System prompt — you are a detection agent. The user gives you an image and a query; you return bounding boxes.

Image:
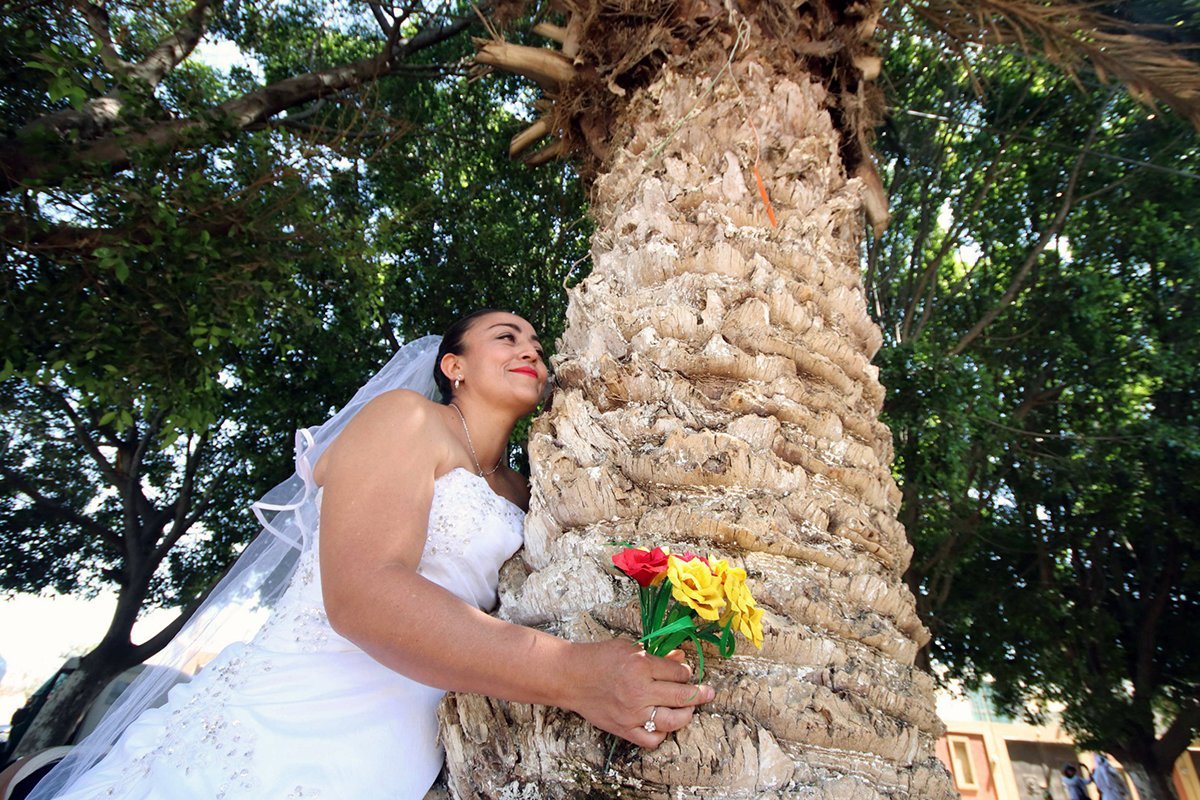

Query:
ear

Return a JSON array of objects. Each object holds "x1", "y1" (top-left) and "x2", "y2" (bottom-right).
[{"x1": 439, "y1": 352, "x2": 462, "y2": 383}]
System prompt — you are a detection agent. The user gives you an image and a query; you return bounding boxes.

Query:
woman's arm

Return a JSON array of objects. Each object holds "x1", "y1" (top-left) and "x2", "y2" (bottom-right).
[{"x1": 315, "y1": 391, "x2": 711, "y2": 747}]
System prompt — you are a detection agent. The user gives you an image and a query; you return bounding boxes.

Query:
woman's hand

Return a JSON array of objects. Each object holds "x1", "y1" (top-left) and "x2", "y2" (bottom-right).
[
  {"x1": 562, "y1": 639, "x2": 714, "y2": 748},
  {"x1": 316, "y1": 394, "x2": 711, "y2": 748}
]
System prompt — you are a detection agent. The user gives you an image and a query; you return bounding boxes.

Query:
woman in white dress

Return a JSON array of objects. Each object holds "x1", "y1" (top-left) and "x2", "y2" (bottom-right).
[{"x1": 32, "y1": 310, "x2": 711, "y2": 799}]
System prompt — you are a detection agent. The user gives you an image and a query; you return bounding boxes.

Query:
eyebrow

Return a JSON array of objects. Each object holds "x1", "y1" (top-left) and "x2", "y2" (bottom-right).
[{"x1": 487, "y1": 322, "x2": 541, "y2": 343}]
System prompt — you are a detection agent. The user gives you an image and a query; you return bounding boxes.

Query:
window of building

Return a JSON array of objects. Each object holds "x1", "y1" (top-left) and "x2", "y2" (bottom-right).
[{"x1": 948, "y1": 735, "x2": 980, "y2": 790}]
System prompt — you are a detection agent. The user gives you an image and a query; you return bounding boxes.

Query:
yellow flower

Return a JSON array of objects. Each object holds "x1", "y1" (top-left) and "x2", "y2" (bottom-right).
[
  {"x1": 731, "y1": 599, "x2": 764, "y2": 649},
  {"x1": 713, "y1": 559, "x2": 764, "y2": 649},
  {"x1": 666, "y1": 555, "x2": 725, "y2": 621}
]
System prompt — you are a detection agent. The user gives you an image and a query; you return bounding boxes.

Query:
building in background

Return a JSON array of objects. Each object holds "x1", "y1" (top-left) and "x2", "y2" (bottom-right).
[{"x1": 936, "y1": 686, "x2": 1200, "y2": 800}]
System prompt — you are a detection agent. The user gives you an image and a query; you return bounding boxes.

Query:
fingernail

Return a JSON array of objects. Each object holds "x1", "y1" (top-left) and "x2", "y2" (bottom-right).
[{"x1": 702, "y1": 685, "x2": 715, "y2": 702}]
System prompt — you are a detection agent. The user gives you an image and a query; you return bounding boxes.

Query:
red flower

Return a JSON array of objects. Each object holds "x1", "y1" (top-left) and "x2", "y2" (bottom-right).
[
  {"x1": 611, "y1": 547, "x2": 669, "y2": 587},
  {"x1": 675, "y1": 551, "x2": 709, "y2": 566}
]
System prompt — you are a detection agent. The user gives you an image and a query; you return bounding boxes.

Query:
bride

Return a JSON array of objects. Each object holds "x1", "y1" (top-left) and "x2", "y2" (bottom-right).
[{"x1": 31, "y1": 310, "x2": 711, "y2": 799}]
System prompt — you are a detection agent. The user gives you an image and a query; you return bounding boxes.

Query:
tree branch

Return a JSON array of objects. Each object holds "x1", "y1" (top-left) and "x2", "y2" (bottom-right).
[
  {"x1": 367, "y1": 1, "x2": 394, "y2": 33},
  {"x1": 949, "y1": 109, "x2": 1102, "y2": 356},
  {"x1": 1, "y1": 211, "x2": 244, "y2": 255},
  {"x1": 166, "y1": 432, "x2": 203, "y2": 543},
  {"x1": 37, "y1": 385, "x2": 125, "y2": 489},
  {"x1": 0, "y1": 462, "x2": 123, "y2": 552},
  {"x1": 75, "y1": 0, "x2": 211, "y2": 87},
  {"x1": 179, "y1": 457, "x2": 230, "y2": 531},
  {"x1": 153, "y1": 434, "x2": 219, "y2": 562},
  {"x1": 908, "y1": 127, "x2": 1029, "y2": 343},
  {"x1": 20, "y1": 0, "x2": 212, "y2": 145},
  {"x1": 1134, "y1": 541, "x2": 1180, "y2": 699},
  {"x1": 1155, "y1": 699, "x2": 1200, "y2": 767},
  {"x1": 75, "y1": 1, "x2": 133, "y2": 76},
  {"x1": 128, "y1": 0, "x2": 213, "y2": 88},
  {"x1": 129, "y1": 408, "x2": 165, "y2": 482},
  {"x1": 0, "y1": 16, "x2": 475, "y2": 193},
  {"x1": 128, "y1": 557, "x2": 231, "y2": 662},
  {"x1": 1012, "y1": 380, "x2": 1068, "y2": 423}
]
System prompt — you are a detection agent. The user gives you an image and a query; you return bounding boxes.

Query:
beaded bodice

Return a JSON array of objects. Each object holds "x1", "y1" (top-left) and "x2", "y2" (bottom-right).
[
  {"x1": 57, "y1": 469, "x2": 526, "y2": 800},
  {"x1": 256, "y1": 468, "x2": 525, "y2": 652}
]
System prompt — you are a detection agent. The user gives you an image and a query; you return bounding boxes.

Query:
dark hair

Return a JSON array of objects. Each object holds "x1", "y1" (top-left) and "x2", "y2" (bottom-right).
[{"x1": 433, "y1": 308, "x2": 506, "y2": 404}]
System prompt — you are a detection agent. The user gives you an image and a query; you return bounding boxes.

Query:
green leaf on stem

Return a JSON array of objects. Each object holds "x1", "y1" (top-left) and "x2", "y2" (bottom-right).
[
  {"x1": 651, "y1": 578, "x2": 674, "y2": 629},
  {"x1": 690, "y1": 633, "x2": 706, "y2": 683},
  {"x1": 720, "y1": 623, "x2": 736, "y2": 657},
  {"x1": 638, "y1": 614, "x2": 695, "y2": 647}
]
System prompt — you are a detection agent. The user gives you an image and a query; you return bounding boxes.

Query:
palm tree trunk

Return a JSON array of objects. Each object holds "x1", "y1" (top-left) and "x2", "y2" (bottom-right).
[{"x1": 440, "y1": 46, "x2": 956, "y2": 800}]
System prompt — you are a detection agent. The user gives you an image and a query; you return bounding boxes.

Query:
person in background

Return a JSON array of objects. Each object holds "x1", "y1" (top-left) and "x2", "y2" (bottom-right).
[
  {"x1": 1092, "y1": 754, "x2": 1129, "y2": 800},
  {"x1": 1062, "y1": 763, "x2": 1094, "y2": 800}
]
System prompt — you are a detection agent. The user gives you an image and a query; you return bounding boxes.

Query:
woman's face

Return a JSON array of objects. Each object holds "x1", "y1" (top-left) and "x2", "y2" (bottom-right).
[{"x1": 444, "y1": 312, "x2": 548, "y2": 412}]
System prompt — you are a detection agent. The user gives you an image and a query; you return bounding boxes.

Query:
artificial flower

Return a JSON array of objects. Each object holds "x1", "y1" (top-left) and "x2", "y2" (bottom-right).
[
  {"x1": 713, "y1": 559, "x2": 764, "y2": 649},
  {"x1": 666, "y1": 555, "x2": 725, "y2": 621},
  {"x1": 611, "y1": 546, "x2": 669, "y2": 587},
  {"x1": 610, "y1": 544, "x2": 764, "y2": 682}
]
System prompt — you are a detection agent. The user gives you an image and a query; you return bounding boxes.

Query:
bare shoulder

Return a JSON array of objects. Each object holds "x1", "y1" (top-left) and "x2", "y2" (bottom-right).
[
  {"x1": 341, "y1": 389, "x2": 450, "y2": 444},
  {"x1": 360, "y1": 388, "x2": 440, "y2": 419},
  {"x1": 315, "y1": 390, "x2": 453, "y2": 484}
]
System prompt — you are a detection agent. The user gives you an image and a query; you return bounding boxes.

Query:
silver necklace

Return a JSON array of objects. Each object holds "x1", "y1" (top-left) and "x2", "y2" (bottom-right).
[{"x1": 449, "y1": 402, "x2": 502, "y2": 477}]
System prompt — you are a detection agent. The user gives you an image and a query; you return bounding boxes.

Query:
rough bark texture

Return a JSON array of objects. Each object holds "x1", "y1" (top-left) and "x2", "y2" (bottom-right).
[
  {"x1": 1122, "y1": 757, "x2": 1181, "y2": 800},
  {"x1": 439, "y1": 43, "x2": 956, "y2": 799},
  {"x1": 12, "y1": 646, "x2": 134, "y2": 758}
]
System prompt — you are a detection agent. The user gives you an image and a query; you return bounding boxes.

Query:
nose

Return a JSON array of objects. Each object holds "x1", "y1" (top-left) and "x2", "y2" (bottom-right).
[{"x1": 519, "y1": 340, "x2": 542, "y2": 363}]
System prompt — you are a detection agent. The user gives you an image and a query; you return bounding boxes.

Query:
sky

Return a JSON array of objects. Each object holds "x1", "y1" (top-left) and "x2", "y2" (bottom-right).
[
  {"x1": 193, "y1": 36, "x2": 264, "y2": 81},
  {"x1": 0, "y1": 593, "x2": 178, "y2": 725}
]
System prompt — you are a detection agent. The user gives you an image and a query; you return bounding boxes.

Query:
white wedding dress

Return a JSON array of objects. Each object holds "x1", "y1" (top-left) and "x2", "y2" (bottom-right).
[{"x1": 53, "y1": 468, "x2": 524, "y2": 800}]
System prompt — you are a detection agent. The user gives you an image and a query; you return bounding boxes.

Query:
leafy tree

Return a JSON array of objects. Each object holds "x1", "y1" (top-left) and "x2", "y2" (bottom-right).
[
  {"x1": 0, "y1": 1, "x2": 589, "y2": 756},
  {"x1": 1, "y1": 163, "x2": 386, "y2": 754},
  {"x1": 873, "y1": 33, "x2": 1200, "y2": 799},
  {"x1": 1, "y1": 0, "x2": 482, "y2": 410},
  {"x1": 0, "y1": 0, "x2": 474, "y2": 195}
]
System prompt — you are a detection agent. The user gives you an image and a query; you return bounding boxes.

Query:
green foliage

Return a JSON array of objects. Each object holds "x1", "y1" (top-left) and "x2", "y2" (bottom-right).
[
  {"x1": 1, "y1": 1, "x2": 585, "y2": 623},
  {"x1": 373, "y1": 69, "x2": 591, "y2": 348},
  {"x1": 875, "y1": 30, "x2": 1200, "y2": 764}
]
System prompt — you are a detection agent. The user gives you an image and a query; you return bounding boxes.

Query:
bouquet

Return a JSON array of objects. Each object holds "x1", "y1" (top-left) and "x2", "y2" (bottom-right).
[{"x1": 611, "y1": 545, "x2": 763, "y2": 681}]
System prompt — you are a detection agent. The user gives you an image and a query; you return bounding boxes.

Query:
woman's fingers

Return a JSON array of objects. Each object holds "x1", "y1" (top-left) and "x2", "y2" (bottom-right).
[
  {"x1": 664, "y1": 649, "x2": 688, "y2": 664},
  {"x1": 624, "y1": 727, "x2": 667, "y2": 749},
  {"x1": 617, "y1": 705, "x2": 697, "y2": 748},
  {"x1": 640, "y1": 650, "x2": 711, "y2": 707},
  {"x1": 571, "y1": 639, "x2": 715, "y2": 748},
  {"x1": 656, "y1": 679, "x2": 714, "y2": 708},
  {"x1": 619, "y1": 710, "x2": 696, "y2": 748},
  {"x1": 645, "y1": 650, "x2": 693, "y2": 683},
  {"x1": 644, "y1": 704, "x2": 695, "y2": 734}
]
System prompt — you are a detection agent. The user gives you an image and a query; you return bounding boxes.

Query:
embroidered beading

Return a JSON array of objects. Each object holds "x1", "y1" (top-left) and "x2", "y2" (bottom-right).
[{"x1": 73, "y1": 467, "x2": 523, "y2": 799}]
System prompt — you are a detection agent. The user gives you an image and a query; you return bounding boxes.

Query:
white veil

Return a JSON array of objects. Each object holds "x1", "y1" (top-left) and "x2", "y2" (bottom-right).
[{"x1": 29, "y1": 335, "x2": 444, "y2": 799}]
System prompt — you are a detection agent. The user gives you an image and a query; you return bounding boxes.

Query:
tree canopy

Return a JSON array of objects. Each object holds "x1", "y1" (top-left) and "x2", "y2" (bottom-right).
[
  {"x1": 873, "y1": 29, "x2": 1200, "y2": 787},
  {"x1": 0, "y1": 0, "x2": 588, "y2": 753}
]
